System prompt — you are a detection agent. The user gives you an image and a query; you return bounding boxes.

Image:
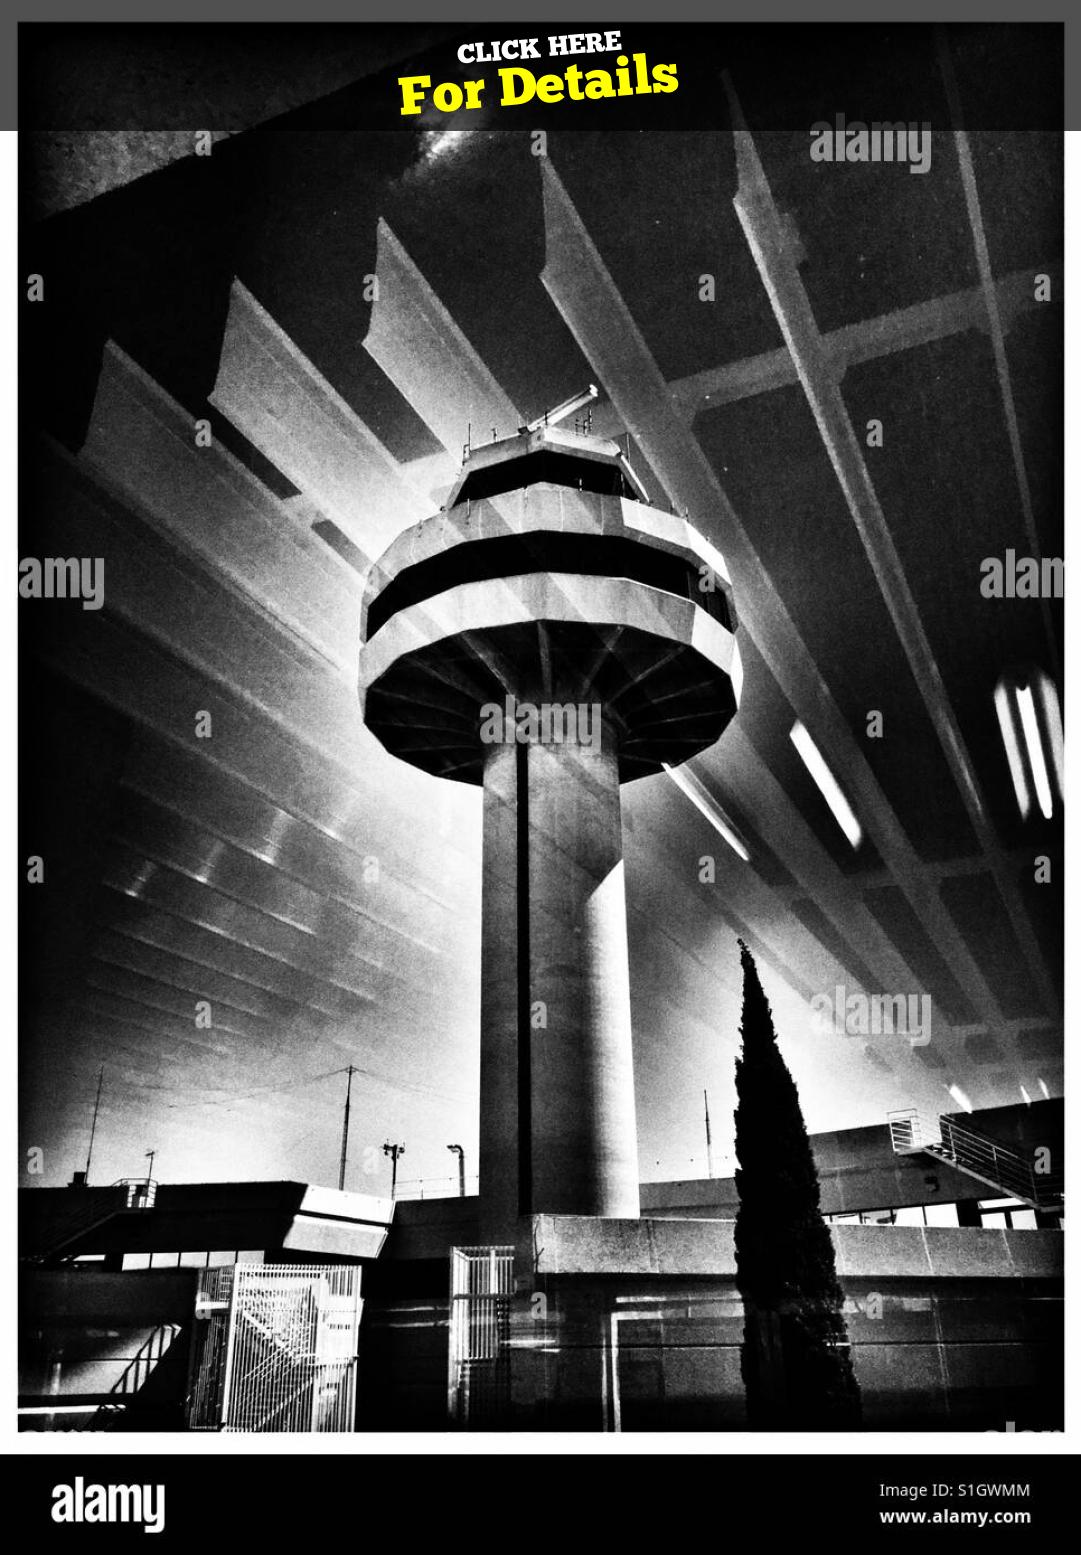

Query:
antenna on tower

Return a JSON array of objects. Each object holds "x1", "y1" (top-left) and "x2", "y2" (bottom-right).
[
  {"x1": 84, "y1": 1065, "x2": 105, "y2": 1184},
  {"x1": 520, "y1": 383, "x2": 599, "y2": 435},
  {"x1": 704, "y1": 1088, "x2": 715, "y2": 1179},
  {"x1": 338, "y1": 1065, "x2": 358, "y2": 1192}
]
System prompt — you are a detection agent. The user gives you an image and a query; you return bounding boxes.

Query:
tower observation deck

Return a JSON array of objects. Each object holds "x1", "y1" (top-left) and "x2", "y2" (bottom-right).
[{"x1": 359, "y1": 415, "x2": 741, "y2": 1233}]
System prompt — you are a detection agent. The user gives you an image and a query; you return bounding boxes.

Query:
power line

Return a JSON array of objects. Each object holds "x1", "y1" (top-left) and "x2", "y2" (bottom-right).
[
  {"x1": 159, "y1": 1059, "x2": 468, "y2": 1111},
  {"x1": 80, "y1": 1052, "x2": 472, "y2": 1126},
  {"x1": 162, "y1": 1065, "x2": 350, "y2": 1111}
]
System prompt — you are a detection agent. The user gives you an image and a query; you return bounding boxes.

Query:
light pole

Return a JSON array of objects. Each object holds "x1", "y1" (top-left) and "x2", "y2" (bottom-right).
[
  {"x1": 447, "y1": 1143, "x2": 466, "y2": 1197},
  {"x1": 383, "y1": 1140, "x2": 405, "y2": 1198}
]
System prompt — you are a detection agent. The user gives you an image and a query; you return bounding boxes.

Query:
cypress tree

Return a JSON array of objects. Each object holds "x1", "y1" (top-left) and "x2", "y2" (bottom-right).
[{"x1": 733, "y1": 939, "x2": 862, "y2": 1429}]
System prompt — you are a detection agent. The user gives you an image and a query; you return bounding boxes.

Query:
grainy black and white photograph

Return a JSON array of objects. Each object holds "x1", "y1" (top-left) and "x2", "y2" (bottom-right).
[{"x1": 16, "y1": 15, "x2": 1065, "y2": 1458}]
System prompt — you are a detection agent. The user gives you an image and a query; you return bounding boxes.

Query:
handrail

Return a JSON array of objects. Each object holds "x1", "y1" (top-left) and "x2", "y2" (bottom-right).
[
  {"x1": 29, "y1": 1186, "x2": 132, "y2": 1262},
  {"x1": 888, "y1": 1108, "x2": 1063, "y2": 1206},
  {"x1": 111, "y1": 1179, "x2": 159, "y2": 1208},
  {"x1": 939, "y1": 1117, "x2": 1057, "y2": 1195},
  {"x1": 392, "y1": 1174, "x2": 480, "y2": 1201},
  {"x1": 28, "y1": 1180, "x2": 160, "y2": 1264},
  {"x1": 87, "y1": 1323, "x2": 181, "y2": 1430}
]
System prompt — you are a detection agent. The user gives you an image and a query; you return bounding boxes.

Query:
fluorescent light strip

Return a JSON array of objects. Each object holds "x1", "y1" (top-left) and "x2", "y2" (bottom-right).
[
  {"x1": 947, "y1": 1083, "x2": 973, "y2": 1113},
  {"x1": 789, "y1": 721, "x2": 862, "y2": 848},
  {"x1": 993, "y1": 681, "x2": 1031, "y2": 819},
  {"x1": 1017, "y1": 683, "x2": 1053, "y2": 819},
  {"x1": 663, "y1": 762, "x2": 750, "y2": 862},
  {"x1": 1035, "y1": 671, "x2": 1064, "y2": 802}
]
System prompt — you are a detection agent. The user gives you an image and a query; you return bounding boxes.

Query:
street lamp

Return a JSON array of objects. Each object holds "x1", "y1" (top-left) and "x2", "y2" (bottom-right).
[{"x1": 447, "y1": 1144, "x2": 466, "y2": 1197}]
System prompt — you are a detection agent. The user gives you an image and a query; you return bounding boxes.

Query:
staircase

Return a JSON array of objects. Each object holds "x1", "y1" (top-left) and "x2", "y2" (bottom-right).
[
  {"x1": 86, "y1": 1323, "x2": 182, "y2": 1431},
  {"x1": 26, "y1": 1179, "x2": 158, "y2": 1265},
  {"x1": 888, "y1": 1110, "x2": 1063, "y2": 1209}
]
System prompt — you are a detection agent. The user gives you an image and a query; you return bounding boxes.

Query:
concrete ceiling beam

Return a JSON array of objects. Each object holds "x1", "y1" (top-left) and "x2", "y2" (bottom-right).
[
  {"x1": 537, "y1": 154, "x2": 1009, "y2": 1035},
  {"x1": 727, "y1": 93, "x2": 1059, "y2": 1020},
  {"x1": 80, "y1": 342, "x2": 362, "y2": 681},
  {"x1": 209, "y1": 279, "x2": 428, "y2": 557},
  {"x1": 364, "y1": 217, "x2": 521, "y2": 464}
]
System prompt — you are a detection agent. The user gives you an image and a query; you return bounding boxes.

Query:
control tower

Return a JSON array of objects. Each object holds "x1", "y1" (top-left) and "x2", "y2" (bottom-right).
[{"x1": 359, "y1": 390, "x2": 741, "y2": 1234}]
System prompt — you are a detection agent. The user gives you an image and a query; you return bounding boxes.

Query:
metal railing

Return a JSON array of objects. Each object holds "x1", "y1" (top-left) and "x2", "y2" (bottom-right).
[
  {"x1": 87, "y1": 1323, "x2": 182, "y2": 1430},
  {"x1": 114, "y1": 1177, "x2": 158, "y2": 1209},
  {"x1": 393, "y1": 1174, "x2": 479, "y2": 1202},
  {"x1": 448, "y1": 1246, "x2": 514, "y2": 1427},
  {"x1": 937, "y1": 1116, "x2": 1062, "y2": 1205},
  {"x1": 27, "y1": 1180, "x2": 158, "y2": 1264},
  {"x1": 187, "y1": 1263, "x2": 361, "y2": 1433},
  {"x1": 888, "y1": 1109, "x2": 1063, "y2": 1207},
  {"x1": 887, "y1": 1108, "x2": 941, "y2": 1154}
]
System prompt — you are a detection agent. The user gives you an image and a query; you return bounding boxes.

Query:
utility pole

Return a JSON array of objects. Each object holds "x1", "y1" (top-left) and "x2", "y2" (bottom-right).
[
  {"x1": 84, "y1": 1065, "x2": 105, "y2": 1183},
  {"x1": 447, "y1": 1143, "x2": 466, "y2": 1197},
  {"x1": 338, "y1": 1065, "x2": 358, "y2": 1191},
  {"x1": 383, "y1": 1140, "x2": 405, "y2": 1197},
  {"x1": 704, "y1": 1089, "x2": 715, "y2": 1179}
]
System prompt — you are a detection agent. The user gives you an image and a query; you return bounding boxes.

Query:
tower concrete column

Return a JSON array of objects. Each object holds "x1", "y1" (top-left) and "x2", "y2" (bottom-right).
[
  {"x1": 479, "y1": 713, "x2": 640, "y2": 1234},
  {"x1": 478, "y1": 739, "x2": 523, "y2": 1236}
]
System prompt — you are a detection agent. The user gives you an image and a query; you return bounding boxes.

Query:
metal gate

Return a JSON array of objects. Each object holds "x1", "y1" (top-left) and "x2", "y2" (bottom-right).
[
  {"x1": 187, "y1": 1263, "x2": 362, "y2": 1432},
  {"x1": 448, "y1": 1246, "x2": 513, "y2": 1427}
]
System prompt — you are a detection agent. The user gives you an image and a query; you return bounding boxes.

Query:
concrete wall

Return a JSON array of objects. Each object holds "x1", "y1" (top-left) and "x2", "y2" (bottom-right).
[
  {"x1": 359, "y1": 1214, "x2": 1063, "y2": 1432},
  {"x1": 357, "y1": 1259, "x2": 453, "y2": 1431},
  {"x1": 511, "y1": 1216, "x2": 1062, "y2": 1431},
  {"x1": 508, "y1": 1269, "x2": 1061, "y2": 1431},
  {"x1": 385, "y1": 1197, "x2": 481, "y2": 1261}
]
